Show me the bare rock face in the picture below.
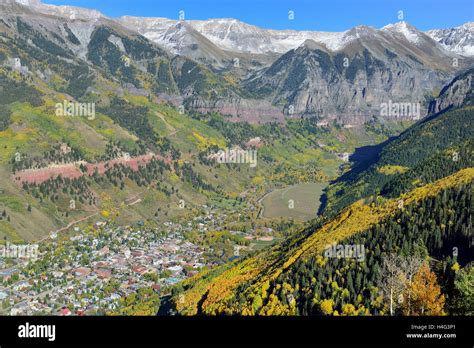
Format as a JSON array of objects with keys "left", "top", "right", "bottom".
[
  {"left": 429, "top": 68, "right": 474, "bottom": 114},
  {"left": 242, "top": 31, "right": 459, "bottom": 124},
  {"left": 188, "top": 97, "right": 285, "bottom": 124}
]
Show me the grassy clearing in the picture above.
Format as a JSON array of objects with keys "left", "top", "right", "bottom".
[{"left": 261, "top": 182, "right": 327, "bottom": 221}]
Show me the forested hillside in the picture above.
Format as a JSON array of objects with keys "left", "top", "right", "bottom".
[
  {"left": 165, "top": 169, "right": 473, "bottom": 316},
  {"left": 323, "top": 106, "right": 473, "bottom": 215}
]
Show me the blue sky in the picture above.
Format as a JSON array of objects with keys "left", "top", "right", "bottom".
[{"left": 43, "top": 0, "right": 474, "bottom": 31}]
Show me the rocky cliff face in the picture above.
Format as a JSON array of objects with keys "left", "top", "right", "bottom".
[
  {"left": 429, "top": 68, "right": 474, "bottom": 114},
  {"left": 242, "top": 25, "right": 464, "bottom": 124}
]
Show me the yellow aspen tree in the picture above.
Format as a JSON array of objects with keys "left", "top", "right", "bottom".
[{"left": 404, "top": 263, "right": 445, "bottom": 315}]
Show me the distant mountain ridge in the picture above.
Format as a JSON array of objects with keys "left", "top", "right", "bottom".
[
  {"left": 7, "top": 0, "right": 103, "bottom": 20},
  {"left": 426, "top": 22, "right": 474, "bottom": 57},
  {"left": 120, "top": 16, "right": 474, "bottom": 58},
  {"left": 7, "top": 0, "right": 474, "bottom": 58}
]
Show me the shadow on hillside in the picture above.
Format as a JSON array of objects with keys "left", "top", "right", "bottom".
[{"left": 317, "top": 136, "right": 395, "bottom": 215}]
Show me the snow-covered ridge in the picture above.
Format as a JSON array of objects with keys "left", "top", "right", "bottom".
[
  {"left": 119, "top": 16, "right": 351, "bottom": 54},
  {"left": 121, "top": 16, "right": 473, "bottom": 56},
  {"left": 426, "top": 22, "right": 474, "bottom": 57},
  {"left": 11, "top": 0, "right": 104, "bottom": 20}
]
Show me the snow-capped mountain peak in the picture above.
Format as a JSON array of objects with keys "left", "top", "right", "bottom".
[{"left": 382, "top": 21, "right": 424, "bottom": 44}]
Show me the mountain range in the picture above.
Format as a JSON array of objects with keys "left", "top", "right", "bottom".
[
  {"left": 121, "top": 16, "right": 474, "bottom": 58},
  {"left": 1, "top": 0, "right": 473, "bottom": 123}
]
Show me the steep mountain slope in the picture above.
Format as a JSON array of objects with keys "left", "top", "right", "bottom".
[
  {"left": 11, "top": 0, "right": 103, "bottom": 20},
  {"left": 0, "top": 0, "right": 244, "bottom": 104},
  {"left": 167, "top": 169, "right": 473, "bottom": 315},
  {"left": 429, "top": 66, "right": 474, "bottom": 114},
  {"left": 143, "top": 21, "right": 233, "bottom": 69},
  {"left": 0, "top": 1, "right": 247, "bottom": 240}
]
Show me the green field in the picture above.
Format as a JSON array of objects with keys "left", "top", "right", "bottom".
[{"left": 260, "top": 182, "right": 327, "bottom": 221}]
